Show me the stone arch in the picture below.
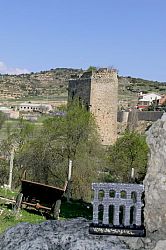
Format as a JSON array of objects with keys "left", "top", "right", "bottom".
[
  {"left": 109, "top": 190, "right": 115, "bottom": 198},
  {"left": 120, "top": 190, "right": 127, "bottom": 199},
  {"left": 98, "top": 190, "right": 105, "bottom": 201}
]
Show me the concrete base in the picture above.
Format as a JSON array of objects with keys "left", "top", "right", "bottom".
[{"left": 89, "top": 223, "right": 145, "bottom": 237}]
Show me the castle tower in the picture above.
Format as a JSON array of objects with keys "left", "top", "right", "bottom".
[{"left": 68, "top": 68, "right": 118, "bottom": 145}]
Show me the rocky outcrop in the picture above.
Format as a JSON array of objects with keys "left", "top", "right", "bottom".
[
  {"left": 144, "top": 113, "right": 166, "bottom": 241},
  {"left": 0, "top": 218, "right": 131, "bottom": 250},
  {"left": 0, "top": 217, "right": 165, "bottom": 250}
]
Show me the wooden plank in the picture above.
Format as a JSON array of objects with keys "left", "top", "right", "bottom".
[
  {"left": 22, "top": 201, "right": 51, "bottom": 211},
  {"left": 21, "top": 179, "right": 66, "bottom": 191}
]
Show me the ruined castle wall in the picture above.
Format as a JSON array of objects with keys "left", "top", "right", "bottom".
[
  {"left": 68, "top": 72, "right": 92, "bottom": 107},
  {"left": 90, "top": 70, "right": 118, "bottom": 145},
  {"left": 68, "top": 69, "right": 118, "bottom": 145}
]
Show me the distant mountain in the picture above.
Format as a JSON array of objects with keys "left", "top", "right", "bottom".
[{"left": 0, "top": 68, "right": 166, "bottom": 107}]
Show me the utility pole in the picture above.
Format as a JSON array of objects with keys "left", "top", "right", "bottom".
[
  {"left": 67, "top": 159, "right": 72, "bottom": 202},
  {"left": 8, "top": 146, "right": 15, "bottom": 190},
  {"left": 130, "top": 168, "right": 135, "bottom": 183}
]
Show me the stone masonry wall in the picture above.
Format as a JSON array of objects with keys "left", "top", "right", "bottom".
[
  {"left": 90, "top": 69, "right": 118, "bottom": 145},
  {"left": 68, "top": 72, "right": 91, "bottom": 108}
]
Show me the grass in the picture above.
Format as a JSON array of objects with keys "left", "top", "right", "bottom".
[
  {"left": 0, "top": 188, "right": 18, "bottom": 200},
  {"left": 0, "top": 204, "right": 46, "bottom": 234},
  {"left": 0, "top": 95, "right": 67, "bottom": 103},
  {"left": 60, "top": 198, "right": 92, "bottom": 220},
  {"left": 0, "top": 189, "right": 93, "bottom": 234}
]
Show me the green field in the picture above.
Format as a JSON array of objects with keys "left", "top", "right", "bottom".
[{"left": 0, "top": 95, "right": 67, "bottom": 105}]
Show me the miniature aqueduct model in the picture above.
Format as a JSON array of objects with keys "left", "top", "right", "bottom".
[{"left": 89, "top": 183, "right": 145, "bottom": 236}]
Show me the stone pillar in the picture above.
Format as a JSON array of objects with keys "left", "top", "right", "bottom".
[
  {"left": 135, "top": 193, "right": 142, "bottom": 226},
  {"left": 93, "top": 202, "right": 98, "bottom": 224},
  {"left": 124, "top": 206, "right": 130, "bottom": 226},
  {"left": 113, "top": 205, "right": 120, "bottom": 226},
  {"left": 93, "top": 189, "right": 99, "bottom": 224},
  {"left": 103, "top": 204, "right": 109, "bottom": 225},
  {"left": 135, "top": 206, "right": 142, "bottom": 226}
]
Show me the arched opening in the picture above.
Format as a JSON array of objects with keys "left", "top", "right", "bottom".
[
  {"left": 120, "top": 190, "right": 127, "bottom": 199},
  {"left": 119, "top": 205, "right": 125, "bottom": 225},
  {"left": 131, "top": 191, "right": 137, "bottom": 203},
  {"left": 109, "top": 190, "right": 115, "bottom": 198},
  {"left": 130, "top": 206, "right": 136, "bottom": 225},
  {"left": 109, "top": 205, "right": 114, "bottom": 225},
  {"left": 141, "top": 206, "right": 144, "bottom": 225},
  {"left": 98, "top": 190, "right": 104, "bottom": 201},
  {"left": 98, "top": 204, "right": 104, "bottom": 224}
]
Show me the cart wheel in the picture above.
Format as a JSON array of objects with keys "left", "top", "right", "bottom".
[
  {"left": 14, "top": 193, "right": 23, "bottom": 213},
  {"left": 53, "top": 199, "right": 61, "bottom": 220}
]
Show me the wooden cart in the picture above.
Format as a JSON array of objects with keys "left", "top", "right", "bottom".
[{"left": 14, "top": 179, "right": 67, "bottom": 219}]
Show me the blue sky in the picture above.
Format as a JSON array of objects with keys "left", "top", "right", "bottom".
[{"left": 0, "top": 0, "right": 165, "bottom": 81}]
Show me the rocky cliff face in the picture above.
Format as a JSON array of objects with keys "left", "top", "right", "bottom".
[
  {"left": 144, "top": 113, "right": 166, "bottom": 241},
  {"left": 0, "top": 218, "right": 131, "bottom": 250}
]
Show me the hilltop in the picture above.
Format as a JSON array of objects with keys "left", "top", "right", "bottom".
[{"left": 0, "top": 68, "right": 166, "bottom": 108}]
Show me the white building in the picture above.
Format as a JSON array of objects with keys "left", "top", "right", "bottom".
[
  {"left": 18, "top": 103, "right": 53, "bottom": 113},
  {"left": 137, "top": 93, "right": 162, "bottom": 109},
  {"left": 0, "top": 107, "right": 19, "bottom": 119}
]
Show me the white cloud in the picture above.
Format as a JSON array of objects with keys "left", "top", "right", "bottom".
[{"left": 0, "top": 61, "right": 30, "bottom": 75}]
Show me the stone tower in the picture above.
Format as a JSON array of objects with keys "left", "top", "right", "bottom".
[{"left": 68, "top": 68, "right": 118, "bottom": 145}]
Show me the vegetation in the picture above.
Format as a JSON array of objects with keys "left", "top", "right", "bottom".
[
  {"left": 0, "top": 203, "right": 46, "bottom": 234},
  {"left": 106, "top": 130, "right": 148, "bottom": 183},
  {"left": 0, "top": 100, "right": 104, "bottom": 201},
  {"left": 0, "top": 111, "right": 6, "bottom": 129},
  {"left": 87, "top": 66, "right": 97, "bottom": 72},
  {"left": 0, "top": 195, "right": 92, "bottom": 234},
  {"left": 0, "top": 97, "right": 150, "bottom": 233},
  {"left": 0, "top": 68, "right": 165, "bottom": 110},
  {"left": 0, "top": 188, "right": 17, "bottom": 200},
  {"left": 16, "top": 101, "right": 103, "bottom": 201}
]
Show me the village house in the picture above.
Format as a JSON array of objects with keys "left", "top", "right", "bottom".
[
  {"left": 137, "top": 92, "right": 162, "bottom": 110},
  {"left": 0, "top": 106, "right": 19, "bottom": 119}
]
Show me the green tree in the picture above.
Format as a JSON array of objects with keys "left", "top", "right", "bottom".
[
  {"left": 87, "top": 66, "right": 97, "bottom": 72},
  {"left": 106, "top": 131, "right": 148, "bottom": 183},
  {"left": 17, "top": 100, "right": 104, "bottom": 201},
  {"left": 0, "top": 119, "right": 36, "bottom": 188}
]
